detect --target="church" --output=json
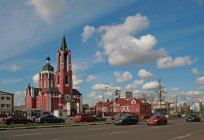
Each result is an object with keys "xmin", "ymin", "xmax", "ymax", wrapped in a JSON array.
[{"xmin": 24, "ymin": 36, "xmax": 82, "ymax": 116}]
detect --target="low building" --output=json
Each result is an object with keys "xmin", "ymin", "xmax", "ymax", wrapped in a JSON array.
[
  {"xmin": 120, "ymin": 91, "xmax": 132, "ymax": 99},
  {"xmin": 0, "ymin": 91, "xmax": 14, "ymax": 117},
  {"xmin": 96, "ymin": 98, "xmax": 151, "ymax": 116}
]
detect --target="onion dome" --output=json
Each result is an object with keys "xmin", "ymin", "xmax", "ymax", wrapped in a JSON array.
[{"xmin": 42, "ymin": 56, "xmax": 54, "ymax": 71}]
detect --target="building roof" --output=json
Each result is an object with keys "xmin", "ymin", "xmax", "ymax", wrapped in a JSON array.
[
  {"xmin": 42, "ymin": 62, "xmax": 54, "ymax": 71},
  {"xmin": 60, "ymin": 36, "xmax": 68, "ymax": 51},
  {"xmin": 44, "ymin": 87, "xmax": 60, "ymax": 93},
  {"xmin": 0, "ymin": 91, "xmax": 14, "ymax": 95},
  {"xmin": 73, "ymin": 89, "xmax": 82, "ymax": 95}
]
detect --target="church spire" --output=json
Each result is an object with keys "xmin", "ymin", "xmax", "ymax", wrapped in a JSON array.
[{"xmin": 60, "ymin": 36, "xmax": 68, "ymax": 51}]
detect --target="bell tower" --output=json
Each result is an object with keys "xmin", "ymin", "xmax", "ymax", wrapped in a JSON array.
[{"xmin": 55, "ymin": 36, "xmax": 73, "ymax": 104}]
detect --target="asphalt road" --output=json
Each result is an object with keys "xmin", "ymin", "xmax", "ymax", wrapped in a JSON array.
[{"xmin": 0, "ymin": 119, "xmax": 204, "ymax": 140}]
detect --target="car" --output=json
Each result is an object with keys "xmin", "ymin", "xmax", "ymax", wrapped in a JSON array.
[
  {"xmin": 35, "ymin": 115, "xmax": 65, "ymax": 123},
  {"xmin": 73, "ymin": 114, "xmax": 96, "ymax": 122},
  {"xmin": 186, "ymin": 114, "xmax": 201, "ymax": 122},
  {"xmin": 146, "ymin": 115, "xmax": 167, "ymax": 125},
  {"xmin": 2, "ymin": 116, "xmax": 32, "ymax": 125},
  {"xmin": 114, "ymin": 114, "xmax": 139, "ymax": 125},
  {"xmin": 139, "ymin": 114, "xmax": 150, "ymax": 120},
  {"xmin": 92, "ymin": 115, "xmax": 106, "ymax": 121},
  {"xmin": 111, "ymin": 114, "xmax": 123, "ymax": 121}
]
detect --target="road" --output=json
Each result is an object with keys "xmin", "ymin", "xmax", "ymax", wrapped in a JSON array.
[{"xmin": 0, "ymin": 119, "xmax": 204, "ymax": 140}]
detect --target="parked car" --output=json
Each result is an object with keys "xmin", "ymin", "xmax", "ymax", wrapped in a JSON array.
[
  {"xmin": 146, "ymin": 115, "xmax": 167, "ymax": 125},
  {"xmin": 111, "ymin": 114, "xmax": 123, "ymax": 121},
  {"xmin": 2, "ymin": 116, "xmax": 32, "ymax": 125},
  {"xmin": 35, "ymin": 115, "xmax": 65, "ymax": 123},
  {"xmin": 114, "ymin": 114, "xmax": 139, "ymax": 125},
  {"xmin": 139, "ymin": 114, "xmax": 150, "ymax": 120},
  {"xmin": 31, "ymin": 115, "xmax": 41, "ymax": 123},
  {"xmin": 73, "ymin": 114, "xmax": 96, "ymax": 122},
  {"xmin": 92, "ymin": 115, "xmax": 106, "ymax": 121},
  {"xmin": 186, "ymin": 114, "xmax": 201, "ymax": 122}
]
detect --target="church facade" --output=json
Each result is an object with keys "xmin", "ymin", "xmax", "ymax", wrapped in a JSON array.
[{"xmin": 25, "ymin": 36, "xmax": 82, "ymax": 116}]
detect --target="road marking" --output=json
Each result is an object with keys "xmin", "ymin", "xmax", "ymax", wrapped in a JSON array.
[
  {"xmin": 15, "ymin": 133, "xmax": 43, "ymax": 137},
  {"xmin": 109, "ymin": 131, "xmax": 126, "ymax": 135},
  {"xmin": 167, "ymin": 133, "xmax": 193, "ymax": 140},
  {"xmin": 88, "ymin": 127, "xmax": 104, "ymax": 131}
]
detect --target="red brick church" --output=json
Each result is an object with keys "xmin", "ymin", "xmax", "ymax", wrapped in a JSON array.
[{"xmin": 25, "ymin": 36, "xmax": 82, "ymax": 116}]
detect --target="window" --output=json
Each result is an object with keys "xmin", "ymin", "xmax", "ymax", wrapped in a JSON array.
[
  {"xmin": 1, "ymin": 97, "xmax": 4, "ymax": 100},
  {"xmin": 1, "ymin": 104, "xmax": 4, "ymax": 108},
  {"xmin": 7, "ymin": 97, "xmax": 10, "ymax": 100},
  {"xmin": 65, "ymin": 75, "xmax": 68, "ymax": 84}
]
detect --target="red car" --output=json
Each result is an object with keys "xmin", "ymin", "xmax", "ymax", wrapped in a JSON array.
[
  {"xmin": 146, "ymin": 115, "xmax": 167, "ymax": 125},
  {"xmin": 139, "ymin": 115, "xmax": 150, "ymax": 120},
  {"xmin": 73, "ymin": 114, "xmax": 96, "ymax": 122}
]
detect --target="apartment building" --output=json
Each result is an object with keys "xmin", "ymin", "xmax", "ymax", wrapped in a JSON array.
[{"xmin": 0, "ymin": 91, "xmax": 14, "ymax": 116}]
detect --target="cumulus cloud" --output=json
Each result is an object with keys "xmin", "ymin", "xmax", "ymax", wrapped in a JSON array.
[
  {"xmin": 142, "ymin": 81, "xmax": 159, "ymax": 90},
  {"xmin": 197, "ymin": 76, "xmax": 204, "ymax": 84},
  {"xmin": 32, "ymin": 73, "xmax": 39, "ymax": 85},
  {"xmin": 186, "ymin": 90, "xmax": 203, "ymax": 96},
  {"xmin": 27, "ymin": 0, "xmax": 68, "ymax": 23},
  {"xmin": 157, "ymin": 56, "xmax": 193, "ymax": 69},
  {"xmin": 192, "ymin": 67, "xmax": 200, "ymax": 75},
  {"xmin": 81, "ymin": 25, "xmax": 96, "ymax": 42},
  {"xmin": 9, "ymin": 64, "xmax": 22, "ymax": 72},
  {"xmin": 113, "ymin": 71, "xmax": 132, "ymax": 83},
  {"xmin": 97, "ymin": 13, "xmax": 168, "ymax": 66},
  {"xmin": 171, "ymin": 88, "xmax": 179, "ymax": 92},
  {"xmin": 15, "ymin": 91, "xmax": 26, "ymax": 96},
  {"xmin": 137, "ymin": 69, "xmax": 153, "ymax": 79},
  {"xmin": 88, "ymin": 92, "xmax": 96, "ymax": 98},
  {"xmin": 86, "ymin": 75, "xmax": 96, "ymax": 82},
  {"xmin": 95, "ymin": 51, "xmax": 105, "ymax": 63},
  {"xmin": 73, "ymin": 75, "xmax": 83, "ymax": 90},
  {"xmin": 125, "ymin": 80, "xmax": 144, "ymax": 90},
  {"xmin": 92, "ymin": 83, "xmax": 109, "ymax": 91}
]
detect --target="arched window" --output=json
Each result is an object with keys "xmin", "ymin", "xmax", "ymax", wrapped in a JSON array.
[{"xmin": 65, "ymin": 75, "xmax": 68, "ymax": 84}]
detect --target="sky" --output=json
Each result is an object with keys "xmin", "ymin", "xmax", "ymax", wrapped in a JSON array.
[{"xmin": 0, "ymin": 0, "xmax": 204, "ymax": 106}]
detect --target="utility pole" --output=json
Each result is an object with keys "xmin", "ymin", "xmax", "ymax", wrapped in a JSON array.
[{"xmin": 157, "ymin": 80, "xmax": 164, "ymax": 115}]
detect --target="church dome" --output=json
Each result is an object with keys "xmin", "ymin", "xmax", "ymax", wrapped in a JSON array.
[{"xmin": 42, "ymin": 56, "xmax": 54, "ymax": 71}]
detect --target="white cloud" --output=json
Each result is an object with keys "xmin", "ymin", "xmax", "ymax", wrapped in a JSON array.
[
  {"xmin": 157, "ymin": 56, "xmax": 193, "ymax": 69},
  {"xmin": 95, "ymin": 51, "xmax": 105, "ymax": 63},
  {"xmin": 125, "ymin": 80, "xmax": 144, "ymax": 90},
  {"xmin": 81, "ymin": 25, "xmax": 96, "ymax": 42},
  {"xmin": 96, "ymin": 13, "xmax": 169, "ymax": 66},
  {"xmin": 171, "ymin": 88, "xmax": 179, "ymax": 92},
  {"xmin": 142, "ymin": 81, "xmax": 159, "ymax": 90},
  {"xmin": 73, "ymin": 75, "xmax": 83, "ymax": 89},
  {"xmin": 88, "ymin": 92, "xmax": 96, "ymax": 98},
  {"xmin": 86, "ymin": 75, "xmax": 96, "ymax": 82},
  {"xmin": 186, "ymin": 90, "xmax": 202, "ymax": 96},
  {"xmin": 192, "ymin": 67, "xmax": 200, "ymax": 75},
  {"xmin": 137, "ymin": 69, "xmax": 153, "ymax": 79},
  {"xmin": 92, "ymin": 83, "xmax": 109, "ymax": 91},
  {"xmin": 27, "ymin": 0, "xmax": 68, "ymax": 23},
  {"xmin": 197, "ymin": 76, "xmax": 204, "ymax": 84},
  {"xmin": 113, "ymin": 71, "xmax": 132, "ymax": 83},
  {"xmin": 32, "ymin": 73, "xmax": 39, "ymax": 85},
  {"xmin": 9, "ymin": 64, "xmax": 22, "ymax": 72},
  {"xmin": 15, "ymin": 91, "xmax": 26, "ymax": 97}
]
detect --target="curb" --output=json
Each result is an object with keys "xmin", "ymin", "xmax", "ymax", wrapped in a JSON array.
[{"xmin": 0, "ymin": 122, "xmax": 114, "ymax": 131}]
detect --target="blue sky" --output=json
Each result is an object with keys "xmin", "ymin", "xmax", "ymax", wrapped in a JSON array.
[{"xmin": 0, "ymin": 0, "xmax": 204, "ymax": 105}]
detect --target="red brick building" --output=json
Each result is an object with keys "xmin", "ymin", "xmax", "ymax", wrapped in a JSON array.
[
  {"xmin": 96, "ymin": 98, "xmax": 151, "ymax": 116},
  {"xmin": 25, "ymin": 36, "xmax": 82, "ymax": 116}
]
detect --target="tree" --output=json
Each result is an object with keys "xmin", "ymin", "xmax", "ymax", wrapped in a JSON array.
[{"xmin": 82, "ymin": 104, "xmax": 89, "ymax": 113}]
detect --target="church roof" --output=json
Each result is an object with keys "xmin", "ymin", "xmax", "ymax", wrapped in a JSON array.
[
  {"xmin": 44, "ymin": 87, "xmax": 60, "ymax": 93},
  {"xmin": 42, "ymin": 56, "xmax": 54, "ymax": 71},
  {"xmin": 73, "ymin": 89, "xmax": 82, "ymax": 95},
  {"xmin": 60, "ymin": 36, "xmax": 68, "ymax": 51},
  {"xmin": 42, "ymin": 63, "xmax": 54, "ymax": 71}
]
